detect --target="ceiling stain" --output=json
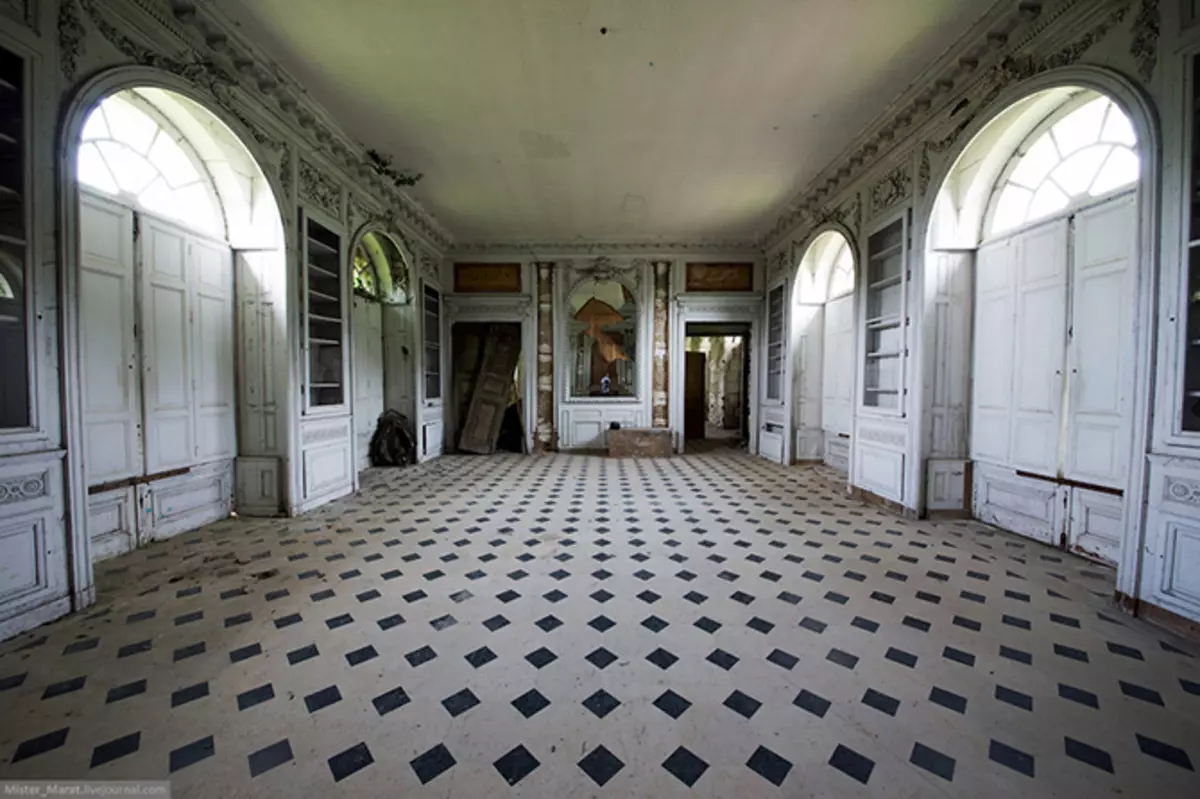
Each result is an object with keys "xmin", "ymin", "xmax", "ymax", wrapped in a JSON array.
[{"xmin": 518, "ymin": 130, "xmax": 571, "ymax": 160}]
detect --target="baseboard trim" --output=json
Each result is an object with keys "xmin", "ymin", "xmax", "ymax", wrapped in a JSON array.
[{"xmin": 1115, "ymin": 591, "xmax": 1200, "ymax": 643}]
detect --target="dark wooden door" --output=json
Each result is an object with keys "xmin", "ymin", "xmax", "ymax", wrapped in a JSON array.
[
  {"xmin": 458, "ymin": 325, "xmax": 521, "ymax": 454},
  {"xmin": 684, "ymin": 351, "xmax": 707, "ymax": 441}
]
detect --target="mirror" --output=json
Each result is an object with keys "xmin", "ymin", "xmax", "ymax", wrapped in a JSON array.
[{"xmin": 568, "ymin": 278, "xmax": 637, "ymax": 398}]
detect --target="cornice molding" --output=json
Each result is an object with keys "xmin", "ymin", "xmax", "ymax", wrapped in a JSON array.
[
  {"xmin": 758, "ymin": 0, "xmax": 1136, "ymax": 248},
  {"xmin": 449, "ymin": 240, "xmax": 761, "ymax": 257}
]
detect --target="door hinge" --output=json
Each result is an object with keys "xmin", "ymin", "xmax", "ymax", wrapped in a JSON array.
[{"xmin": 132, "ymin": 214, "xmax": 140, "ymax": 240}]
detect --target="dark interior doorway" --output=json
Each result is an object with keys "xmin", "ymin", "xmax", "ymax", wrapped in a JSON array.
[
  {"xmin": 451, "ymin": 322, "xmax": 525, "ymax": 454},
  {"xmin": 684, "ymin": 322, "xmax": 751, "ymax": 449}
]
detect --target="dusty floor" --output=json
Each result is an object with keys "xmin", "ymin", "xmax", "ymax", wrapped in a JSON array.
[{"xmin": 0, "ymin": 451, "xmax": 1197, "ymax": 797}]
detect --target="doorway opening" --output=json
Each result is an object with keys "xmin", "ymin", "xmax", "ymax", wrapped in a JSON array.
[
  {"xmin": 74, "ymin": 87, "xmax": 284, "ymax": 560},
  {"xmin": 791, "ymin": 229, "xmax": 857, "ymax": 472},
  {"xmin": 928, "ymin": 86, "xmax": 1143, "ymax": 564},
  {"xmin": 684, "ymin": 323, "xmax": 751, "ymax": 451},
  {"xmin": 450, "ymin": 322, "xmax": 525, "ymax": 454},
  {"xmin": 350, "ymin": 230, "xmax": 414, "ymax": 472}
]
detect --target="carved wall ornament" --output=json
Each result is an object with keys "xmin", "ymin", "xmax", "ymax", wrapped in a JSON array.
[
  {"xmin": 0, "ymin": 0, "xmax": 36, "ymax": 32},
  {"xmin": 762, "ymin": 1, "xmax": 1133, "ymax": 248},
  {"xmin": 448, "ymin": 240, "xmax": 759, "ymax": 255},
  {"xmin": 1130, "ymin": 0, "xmax": 1160, "ymax": 84},
  {"xmin": 1164, "ymin": 476, "xmax": 1200, "ymax": 507},
  {"xmin": 80, "ymin": 0, "xmax": 282, "ymax": 152},
  {"xmin": 858, "ymin": 426, "xmax": 907, "ymax": 448},
  {"xmin": 419, "ymin": 251, "xmax": 439, "ymax": 282},
  {"xmin": 811, "ymin": 194, "xmax": 862, "ymax": 237},
  {"xmin": 302, "ymin": 424, "xmax": 347, "ymax": 446},
  {"xmin": 58, "ymin": 0, "xmax": 86, "ymax": 81},
  {"xmin": 869, "ymin": 164, "xmax": 913, "ymax": 217},
  {"xmin": 277, "ymin": 142, "xmax": 292, "ymax": 200},
  {"xmin": 298, "ymin": 158, "xmax": 342, "ymax": 218},
  {"xmin": 918, "ymin": 148, "xmax": 933, "ymax": 197},
  {"xmin": 0, "ymin": 471, "xmax": 49, "ymax": 505}
]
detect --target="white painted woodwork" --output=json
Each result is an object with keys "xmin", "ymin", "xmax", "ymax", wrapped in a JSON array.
[
  {"xmin": 137, "ymin": 460, "xmax": 233, "ymax": 543},
  {"xmin": 140, "ymin": 218, "xmax": 196, "ymax": 472},
  {"xmin": 190, "ymin": 237, "xmax": 237, "ymax": 463},
  {"xmin": 87, "ymin": 486, "xmax": 137, "ymax": 561},
  {"xmin": 299, "ymin": 416, "xmax": 355, "ymax": 510},
  {"xmin": 969, "ymin": 236, "xmax": 1016, "ymax": 465},
  {"xmin": 79, "ymin": 194, "xmax": 141, "ymax": 485},
  {"xmin": 236, "ymin": 457, "xmax": 282, "ymax": 516},
  {"xmin": 1141, "ymin": 457, "xmax": 1200, "ymax": 622},
  {"xmin": 822, "ymin": 293, "xmax": 855, "ymax": 438},
  {"xmin": 972, "ymin": 462, "xmax": 1065, "ymax": 547},
  {"xmin": 1065, "ymin": 195, "xmax": 1137, "ymax": 489},
  {"xmin": 855, "ymin": 442, "xmax": 905, "ymax": 501},
  {"xmin": 236, "ymin": 250, "xmax": 285, "ymax": 457},
  {"xmin": 824, "ymin": 434, "xmax": 850, "ymax": 473},
  {"xmin": 1009, "ymin": 219, "xmax": 1069, "ymax": 476},
  {"xmin": 353, "ymin": 297, "xmax": 384, "ymax": 471},
  {"xmin": 0, "ymin": 454, "xmax": 69, "ymax": 641},
  {"xmin": 925, "ymin": 458, "xmax": 968, "ymax": 511},
  {"xmin": 1068, "ymin": 487, "xmax": 1123, "ymax": 564}
]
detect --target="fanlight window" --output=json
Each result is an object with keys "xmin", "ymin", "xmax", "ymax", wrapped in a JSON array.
[
  {"xmin": 826, "ymin": 240, "xmax": 855, "ymax": 299},
  {"xmin": 989, "ymin": 96, "xmax": 1138, "ymax": 236},
  {"xmin": 78, "ymin": 94, "xmax": 221, "ymax": 234}
]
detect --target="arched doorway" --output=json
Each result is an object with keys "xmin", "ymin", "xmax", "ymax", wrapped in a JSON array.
[
  {"xmin": 349, "ymin": 229, "xmax": 413, "ymax": 471},
  {"xmin": 73, "ymin": 86, "xmax": 285, "ymax": 560},
  {"xmin": 791, "ymin": 229, "xmax": 857, "ymax": 472},
  {"xmin": 926, "ymin": 85, "xmax": 1143, "ymax": 564}
]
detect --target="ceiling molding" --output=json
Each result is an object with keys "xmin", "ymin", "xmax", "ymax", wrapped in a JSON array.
[
  {"xmin": 449, "ymin": 240, "xmax": 763, "ymax": 258},
  {"xmin": 141, "ymin": 0, "xmax": 454, "ymax": 249},
  {"xmin": 756, "ymin": 0, "xmax": 1136, "ymax": 248}
]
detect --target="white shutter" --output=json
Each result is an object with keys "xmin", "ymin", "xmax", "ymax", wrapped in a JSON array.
[
  {"xmin": 353, "ymin": 298, "xmax": 384, "ymax": 471},
  {"xmin": 970, "ymin": 236, "xmax": 1017, "ymax": 465},
  {"xmin": 822, "ymin": 293, "xmax": 855, "ymax": 436},
  {"xmin": 79, "ymin": 193, "xmax": 141, "ymax": 484},
  {"xmin": 190, "ymin": 235, "xmax": 236, "ymax": 462},
  {"xmin": 140, "ymin": 216, "xmax": 195, "ymax": 473},
  {"xmin": 1064, "ymin": 193, "xmax": 1137, "ymax": 488},
  {"xmin": 1008, "ymin": 219, "xmax": 1069, "ymax": 475}
]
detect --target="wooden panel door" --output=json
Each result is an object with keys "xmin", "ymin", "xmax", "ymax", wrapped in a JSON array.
[
  {"xmin": 1009, "ymin": 219, "xmax": 1069, "ymax": 476},
  {"xmin": 684, "ymin": 351, "xmax": 706, "ymax": 440},
  {"xmin": 79, "ymin": 193, "xmax": 141, "ymax": 485},
  {"xmin": 140, "ymin": 216, "xmax": 195, "ymax": 473},
  {"xmin": 190, "ymin": 235, "xmax": 236, "ymax": 463},
  {"xmin": 970, "ymin": 236, "xmax": 1017, "ymax": 466},
  {"xmin": 821, "ymin": 293, "xmax": 855, "ymax": 436},
  {"xmin": 1065, "ymin": 194, "xmax": 1137, "ymax": 489},
  {"xmin": 353, "ymin": 297, "xmax": 384, "ymax": 470},
  {"xmin": 458, "ymin": 324, "xmax": 520, "ymax": 454}
]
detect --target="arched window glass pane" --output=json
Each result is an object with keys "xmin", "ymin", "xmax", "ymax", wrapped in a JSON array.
[
  {"xmin": 827, "ymin": 242, "xmax": 855, "ymax": 298},
  {"xmin": 0, "ymin": 271, "xmax": 13, "ymax": 299},
  {"xmin": 352, "ymin": 246, "xmax": 377, "ymax": 298},
  {"xmin": 989, "ymin": 96, "xmax": 1137, "ymax": 236},
  {"xmin": 77, "ymin": 95, "xmax": 222, "ymax": 236}
]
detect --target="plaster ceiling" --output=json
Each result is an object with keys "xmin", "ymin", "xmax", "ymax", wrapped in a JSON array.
[{"xmin": 213, "ymin": 0, "xmax": 1001, "ymax": 245}]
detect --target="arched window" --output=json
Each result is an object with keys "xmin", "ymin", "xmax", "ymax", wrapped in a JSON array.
[
  {"xmin": 988, "ymin": 95, "xmax": 1138, "ymax": 236},
  {"xmin": 352, "ymin": 245, "xmax": 378, "ymax": 299},
  {"xmin": 826, "ymin": 240, "xmax": 855, "ymax": 299},
  {"xmin": 78, "ymin": 94, "xmax": 222, "ymax": 235}
]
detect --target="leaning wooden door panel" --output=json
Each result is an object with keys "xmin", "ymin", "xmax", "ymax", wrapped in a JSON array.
[{"xmin": 458, "ymin": 325, "xmax": 521, "ymax": 454}]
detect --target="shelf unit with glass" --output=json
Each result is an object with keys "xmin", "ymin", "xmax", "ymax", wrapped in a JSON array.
[
  {"xmin": 1184, "ymin": 54, "xmax": 1200, "ymax": 433},
  {"xmin": 862, "ymin": 212, "xmax": 909, "ymax": 413},
  {"xmin": 765, "ymin": 283, "xmax": 785, "ymax": 401},
  {"xmin": 422, "ymin": 282, "xmax": 442, "ymax": 402},
  {"xmin": 301, "ymin": 209, "xmax": 347, "ymax": 410},
  {"xmin": 0, "ymin": 42, "xmax": 30, "ymax": 430}
]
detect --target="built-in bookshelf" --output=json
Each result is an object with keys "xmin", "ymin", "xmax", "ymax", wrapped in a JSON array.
[
  {"xmin": 766, "ymin": 284, "xmax": 785, "ymax": 400},
  {"xmin": 0, "ymin": 43, "xmax": 29, "ymax": 429},
  {"xmin": 863, "ymin": 215, "xmax": 907, "ymax": 411},
  {"xmin": 303, "ymin": 214, "xmax": 345, "ymax": 408},
  {"xmin": 423, "ymin": 283, "xmax": 442, "ymax": 400},
  {"xmin": 1185, "ymin": 56, "xmax": 1200, "ymax": 432}
]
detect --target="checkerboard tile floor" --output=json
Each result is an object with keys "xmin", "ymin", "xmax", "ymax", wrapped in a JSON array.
[{"xmin": 1, "ymin": 452, "xmax": 1198, "ymax": 797}]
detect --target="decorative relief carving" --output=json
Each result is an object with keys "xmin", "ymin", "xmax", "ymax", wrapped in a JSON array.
[
  {"xmin": 0, "ymin": 0, "xmax": 36, "ymax": 32},
  {"xmin": 763, "ymin": 1, "xmax": 1133, "ymax": 247},
  {"xmin": 449, "ymin": 240, "xmax": 757, "ymax": 255},
  {"xmin": 302, "ymin": 424, "xmax": 347, "ymax": 446},
  {"xmin": 1164, "ymin": 476, "xmax": 1200, "ymax": 507},
  {"xmin": 918, "ymin": 148, "xmax": 932, "ymax": 197},
  {"xmin": 0, "ymin": 471, "xmax": 49, "ymax": 505},
  {"xmin": 58, "ymin": 0, "xmax": 86, "ymax": 81},
  {"xmin": 869, "ymin": 164, "xmax": 912, "ymax": 217},
  {"xmin": 1130, "ymin": 0, "xmax": 1160, "ymax": 84},
  {"xmin": 811, "ymin": 194, "xmax": 862, "ymax": 237},
  {"xmin": 766, "ymin": 251, "xmax": 789, "ymax": 284},
  {"xmin": 277, "ymin": 142, "xmax": 292, "ymax": 200},
  {"xmin": 571, "ymin": 256, "xmax": 645, "ymax": 291},
  {"xmin": 80, "ymin": 0, "xmax": 282, "ymax": 152},
  {"xmin": 419, "ymin": 251, "xmax": 439, "ymax": 282},
  {"xmin": 298, "ymin": 159, "xmax": 341, "ymax": 218},
  {"xmin": 858, "ymin": 426, "xmax": 906, "ymax": 448}
]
